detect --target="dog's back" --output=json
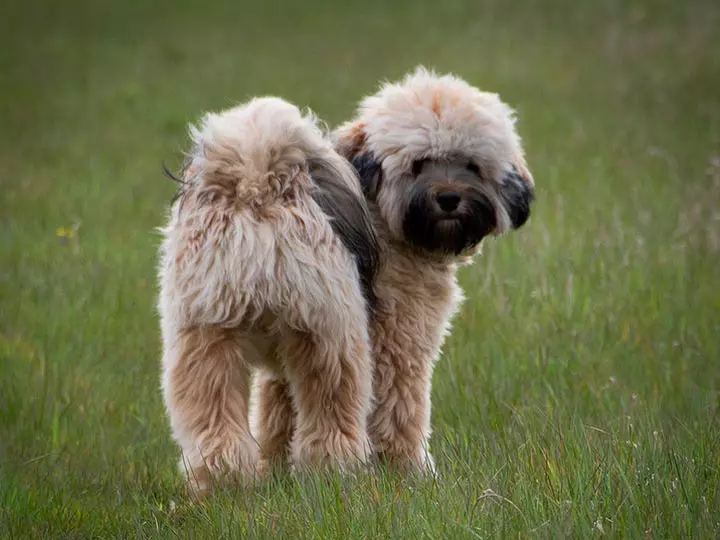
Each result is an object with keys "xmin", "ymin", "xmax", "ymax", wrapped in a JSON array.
[{"xmin": 160, "ymin": 97, "xmax": 378, "ymax": 331}]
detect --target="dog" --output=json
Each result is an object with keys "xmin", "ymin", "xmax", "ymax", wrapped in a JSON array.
[
  {"xmin": 157, "ymin": 97, "xmax": 380, "ymax": 496},
  {"xmin": 252, "ymin": 67, "xmax": 535, "ymax": 473}
]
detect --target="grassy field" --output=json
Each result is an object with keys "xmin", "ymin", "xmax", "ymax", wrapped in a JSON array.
[{"xmin": 2, "ymin": 0, "xmax": 719, "ymax": 537}]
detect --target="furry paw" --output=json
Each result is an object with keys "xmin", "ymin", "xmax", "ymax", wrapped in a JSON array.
[
  {"xmin": 374, "ymin": 448, "xmax": 437, "ymax": 476},
  {"xmin": 180, "ymin": 440, "xmax": 261, "ymax": 497},
  {"xmin": 290, "ymin": 431, "xmax": 371, "ymax": 471}
]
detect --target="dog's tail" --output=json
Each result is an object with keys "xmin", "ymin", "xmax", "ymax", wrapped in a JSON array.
[{"xmin": 172, "ymin": 96, "xmax": 380, "ymax": 309}]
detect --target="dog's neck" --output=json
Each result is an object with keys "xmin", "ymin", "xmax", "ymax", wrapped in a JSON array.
[
  {"xmin": 375, "ymin": 220, "xmax": 460, "ymax": 285},
  {"xmin": 389, "ymin": 238, "xmax": 463, "ymax": 269},
  {"xmin": 370, "ymin": 222, "xmax": 465, "ymax": 346}
]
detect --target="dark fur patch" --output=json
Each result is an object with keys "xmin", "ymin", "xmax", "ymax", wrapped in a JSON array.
[
  {"xmin": 308, "ymin": 159, "xmax": 381, "ymax": 311},
  {"xmin": 402, "ymin": 183, "xmax": 496, "ymax": 255},
  {"xmin": 350, "ymin": 153, "xmax": 383, "ymax": 200},
  {"xmin": 500, "ymin": 167, "xmax": 535, "ymax": 229}
]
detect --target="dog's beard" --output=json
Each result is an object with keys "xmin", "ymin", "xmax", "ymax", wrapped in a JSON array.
[{"xmin": 402, "ymin": 187, "xmax": 496, "ymax": 255}]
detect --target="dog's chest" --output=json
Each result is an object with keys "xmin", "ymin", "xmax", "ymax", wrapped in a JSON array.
[{"xmin": 373, "ymin": 252, "xmax": 463, "ymax": 355}]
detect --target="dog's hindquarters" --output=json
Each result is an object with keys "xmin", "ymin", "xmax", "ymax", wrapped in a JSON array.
[{"xmin": 158, "ymin": 98, "xmax": 374, "ymax": 494}]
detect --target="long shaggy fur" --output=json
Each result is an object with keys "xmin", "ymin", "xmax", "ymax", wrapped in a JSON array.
[
  {"xmin": 157, "ymin": 97, "xmax": 377, "ymax": 495},
  {"xmin": 254, "ymin": 67, "xmax": 535, "ymax": 472}
]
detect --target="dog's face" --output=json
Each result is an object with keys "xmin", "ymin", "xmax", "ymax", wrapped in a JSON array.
[
  {"xmin": 335, "ymin": 67, "xmax": 535, "ymax": 258},
  {"xmin": 402, "ymin": 159, "xmax": 497, "ymax": 255},
  {"xmin": 396, "ymin": 157, "xmax": 533, "ymax": 256}
]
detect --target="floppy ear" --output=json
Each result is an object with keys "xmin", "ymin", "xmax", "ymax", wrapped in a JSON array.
[
  {"xmin": 350, "ymin": 153, "xmax": 383, "ymax": 201},
  {"xmin": 499, "ymin": 162, "xmax": 535, "ymax": 230},
  {"xmin": 513, "ymin": 154, "xmax": 534, "ymax": 187},
  {"xmin": 334, "ymin": 120, "xmax": 383, "ymax": 201}
]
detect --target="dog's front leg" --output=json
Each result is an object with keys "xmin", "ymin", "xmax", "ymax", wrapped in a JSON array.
[{"xmin": 368, "ymin": 331, "xmax": 436, "ymax": 474}]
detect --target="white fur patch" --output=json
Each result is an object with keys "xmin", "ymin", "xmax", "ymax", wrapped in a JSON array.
[{"xmin": 348, "ymin": 66, "xmax": 525, "ymax": 184}]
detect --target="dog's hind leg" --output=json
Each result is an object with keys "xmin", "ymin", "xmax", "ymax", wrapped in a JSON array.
[
  {"xmin": 264, "ymin": 225, "xmax": 374, "ymax": 469},
  {"xmin": 249, "ymin": 233, "xmax": 377, "ymax": 472},
  {"xmin": 163, "ymin": 326, "xmax": 260, "ymax": 497},
  {"xmin": 280, "ymin": 318, "xmax": 372, "ymax": 470},
  {"xmin": 248, "ymin": 239, "xmax": 373, "ymax": 471}
]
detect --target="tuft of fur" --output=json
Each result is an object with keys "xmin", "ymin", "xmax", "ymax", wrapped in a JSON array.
[
  {"xmin": 158, "ymin": 97, "xmax": 376, "ymax": 496},
  {"xmin": 254, "ymin": 67, "xmax": 536, "ymax": 473}
]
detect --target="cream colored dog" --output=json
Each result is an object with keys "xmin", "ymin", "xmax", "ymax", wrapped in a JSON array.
[
  {"xmin": 157, "ymin": 97, "xmax": 379, "ymax": 496},
  {"xmin": 253, "ymin": 67, "xmax": 535, "ymax": 473},
  {"xmin": 159, "ymin": 68, "xmax": 534, "ymax": 495}
]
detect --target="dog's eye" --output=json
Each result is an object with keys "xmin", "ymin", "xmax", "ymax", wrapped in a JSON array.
[
  {"xmin": 411, "ymin": 159, "xmax": 426, "ymax": 176},
  {"xmin": 466, "ymin": 162, "xmax": 481, "ymax": 176}
]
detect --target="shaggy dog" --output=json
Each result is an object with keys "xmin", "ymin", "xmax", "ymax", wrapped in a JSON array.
[
  {"xmin": 252, "ymin": 67, "xmax": 535, "ymax": 473},
  {"xmin": 157, "ymin": 97, "xmax": 380, "ymax": 496}
]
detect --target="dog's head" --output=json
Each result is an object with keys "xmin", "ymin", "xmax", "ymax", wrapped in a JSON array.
[{"xmin": 334, "ymin": 67, "xmax": 535, "ymax": 258}]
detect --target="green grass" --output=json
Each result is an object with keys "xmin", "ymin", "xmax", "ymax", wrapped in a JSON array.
[{"xmin": 2, "ymin": 0, "xmax": 719, "ymax": 537}]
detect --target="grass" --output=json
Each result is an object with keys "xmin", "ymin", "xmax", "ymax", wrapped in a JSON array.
[{"xmin": 1, "ymin": 0, "xmax": 719, "ymax": 537}]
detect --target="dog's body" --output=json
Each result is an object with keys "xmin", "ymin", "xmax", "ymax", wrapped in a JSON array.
[
  {"xmin": 157, "ymin": 97, "xmax": 378, "ymax": 495},
  {"xmin": 253, "ymin": 68, "xmax": 535, "ymax": 472},
  {"xmin": 159, "ymin": 68, "xmax": 534, "ymax": 494}
]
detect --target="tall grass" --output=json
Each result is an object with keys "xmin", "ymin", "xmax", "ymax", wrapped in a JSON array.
[{"xmin": 1, "ymin": 0, "xmax": 718, "ymax": 537}]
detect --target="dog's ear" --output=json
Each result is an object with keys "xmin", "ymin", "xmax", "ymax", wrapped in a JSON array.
[
  {"xmin": 334, "ymin": 120, "xmax": 367, "ymax": 161},
  {"xmin": 500, "ymin": 161, "xmax": 535, "ymax": 230},
  {"xmin": 350, "ymin": 152, "xmax": 383, "ymax": 201},
  {"xmin": 513, "ymin": 155, "xmax": 534, "ymax": 188},
  {"xmin": 334, "ymin": 121, "xmax": 383, "ymax": 201}
]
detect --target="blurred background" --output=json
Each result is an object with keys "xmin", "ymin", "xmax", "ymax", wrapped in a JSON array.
[{"xmin": 1, "ymin": 0, "xmax": 718, "ymax": 536}]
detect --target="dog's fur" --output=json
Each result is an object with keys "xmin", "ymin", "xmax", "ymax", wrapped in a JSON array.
[
  {"xmin": 157, "ymin": 97, "xmax": 379, "ymax": 495},
  {"xmin": 253, "ymin": 67, "xmax": 535, "ymax": 472}
]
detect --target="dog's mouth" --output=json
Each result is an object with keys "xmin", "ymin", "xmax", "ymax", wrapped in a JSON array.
[
  {"xmin": 403, "ymin": 192, "xmax": 497, "ymax": 255},
  {"xmin": 432, "ymin": 218, "xmax": 469, "ymax": 254}
]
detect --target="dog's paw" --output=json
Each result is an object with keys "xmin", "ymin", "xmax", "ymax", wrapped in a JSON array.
[
  {"xmin": 374, "ymin": 448, "xmax": 437, "ymax": 477},
  {"xmin": 180, "ymin": 440, "xmax": 262, "ymax": 498},
  {"xmin": 290, "ymin": 431, "xmax": 372, "ymax": 472},
  {"xmin": 185, "ymin": 462, "xmax": 266, "ymax": 499}
]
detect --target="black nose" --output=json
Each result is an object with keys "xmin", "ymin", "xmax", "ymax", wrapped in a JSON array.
[{"xmin": 436, "ymin": 191, "xmax": 461, "ymax": 212}]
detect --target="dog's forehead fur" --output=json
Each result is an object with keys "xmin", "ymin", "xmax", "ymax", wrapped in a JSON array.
[{"xmin": 343, "ymin": 67, "xmax": 526, "ymax": 183}]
